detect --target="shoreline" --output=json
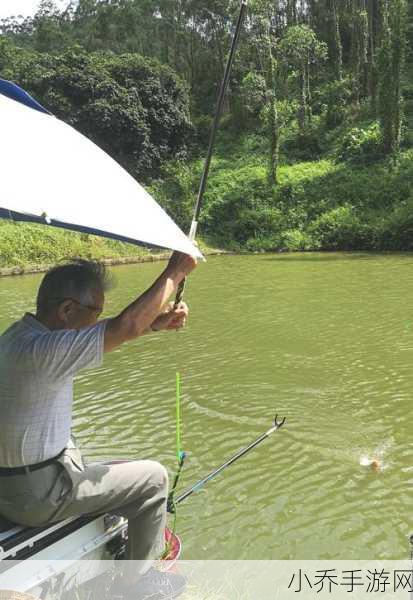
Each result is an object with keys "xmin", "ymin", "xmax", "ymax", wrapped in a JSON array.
[
  {"xmin": 0, "ymin": 249, "xmax": 236, "ymax": 278},
  {"xmin": 1, "ymin": 248, "xmax": 411, "ymax": 278}
]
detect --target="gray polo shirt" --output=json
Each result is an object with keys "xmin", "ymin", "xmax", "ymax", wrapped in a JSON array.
[{"xmin": 0, "ymin": 313, "xmax": 107, "ymax": 467}]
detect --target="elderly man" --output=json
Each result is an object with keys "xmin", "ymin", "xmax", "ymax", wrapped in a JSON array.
[{"xmin": 0, "ymin": 251, "xmax": 197, "ymax": 597}]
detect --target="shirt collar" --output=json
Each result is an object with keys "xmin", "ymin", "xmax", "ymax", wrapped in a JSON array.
[{"xmin": 22, "ymin": 313, "xmax": 50, "ymax": 332}]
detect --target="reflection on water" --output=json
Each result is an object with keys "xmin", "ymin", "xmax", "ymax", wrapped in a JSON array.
[{"xmin": 0, "ymin": 253, "xmax": 411, "ymax": 560}]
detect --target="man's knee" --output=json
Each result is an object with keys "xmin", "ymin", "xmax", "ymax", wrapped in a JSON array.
[{"xmin": 145, "ymin": 460, "xmax": 168, "ymax": 494}]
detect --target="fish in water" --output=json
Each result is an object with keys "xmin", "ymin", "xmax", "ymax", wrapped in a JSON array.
[{"xmin": 360, "ymin": 456, "xmax": 381, "ymax": 471}]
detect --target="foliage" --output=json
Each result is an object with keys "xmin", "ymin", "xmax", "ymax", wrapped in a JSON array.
[
  {"xmin": 147, "ymin": 161, "xmax": 200, "ymax": 231},
  {"xmin": 278, "ymin": 24, "xmax": 328, "ymax": 131},
  {"xmin": 3, "ymin": 48, "xmax": 192, "ymax": 180},
  {"xmin": 307, "ymin": 205, "xmax": 375, "ymax": 250},
  {"xmin": 281, "ymin": 119, "xmax": 326, "ymax": 161},
  {"xmin": 0, "ymin": 0, "xmax": 411, "ymax": 135},
  {"xmin": 201, "ymin": 164, "xmax": 278, "ymax": 244},
  {"xmin": 278, "ymin": 24, "xmax": 328, "ymax": 70},
  {"xmin": 313, "ymin": 77, "xmax": 353, "ymax": 129},
  {"xmin": 377, "ymin": 0, "xmax": 408, "ymax": 154},
  {"xmin": 240, "ymin": 71, "xmax": 266, "ymax": 118},
  {"xmin": 153, "ymin": 143, "xmax": 413, "ymax": 253},
  {"xmin": 336, "ymin": 122, "xmax": 384, "ymax": 165}
]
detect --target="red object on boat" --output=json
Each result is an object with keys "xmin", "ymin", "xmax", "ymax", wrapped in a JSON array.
[{"xmin": 161, "ymin": 528, "xmax": 182, "ymax": 571}]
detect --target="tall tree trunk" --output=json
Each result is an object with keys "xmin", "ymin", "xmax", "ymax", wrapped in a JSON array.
[
  {"xmin": 359, "ymin": 0, "xmax": 369, "ymax": 98},
  {"xmin": 350, "ymin": 0, "xmax": 361, "ymax": 109},
  {"xmin": 308, "ymin": 0, "xmax": 317, "ymax": 27},
  {"xmin": 265, "ymin": 19, "xmax": 279, "ymax": 185},
  {"xmin": 368, "ymin": 0, "xmax": 377, "ymax": 111},
  {"xmin": 379, "ymin": 0, "xmax": 392, "ymax": 153},
  {"xmin": 186, "ymin": 17, "xmax": 195, "ymax": 96},
  {"xmin": 306, "ymin": 56, "xmax": 312, "ymax": 123},
  {"xmin": 378, "ymin": 0, "xmax": 406, "ymax": 154},
  {"xmin": 369, "ymin": 0, "xmax": 385, "ymax": 113},
  {"xmin": 298, "ymin": 68, "xmax": 307, "ymax": 131},
  {"xmin": 287, "ymin": 0, "xmax": 297, "ymax": 26},
  {"xmin": 331, "ymin": 0, "xmax": 343, "ymax": 81},
  {"xmin": 390, "ymin": 0, "xmax": 406, "ymax": 151}
]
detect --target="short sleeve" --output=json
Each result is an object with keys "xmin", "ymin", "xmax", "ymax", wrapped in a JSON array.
[{"xmin": 29, "ymin": 319, "xmax": 108, "ymax": 379}]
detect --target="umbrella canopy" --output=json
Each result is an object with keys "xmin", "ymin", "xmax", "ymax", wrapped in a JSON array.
[{"xmin": 0, "ymin": 80, "xmax": 202, "ymax": 259}]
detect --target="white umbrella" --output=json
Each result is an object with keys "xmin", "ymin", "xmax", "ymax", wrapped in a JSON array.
[{"xmin": 0, "ymin": 82, "xmax": 203, "ymax": 259}]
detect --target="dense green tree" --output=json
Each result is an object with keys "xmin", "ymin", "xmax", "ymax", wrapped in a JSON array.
[
  {"xmin": 5, "ymin": 48, "xmax": 192, "ymax": 179},
  {"xmin": 278, "ymin": 24, "xmax": 327, "ymax": 131}
]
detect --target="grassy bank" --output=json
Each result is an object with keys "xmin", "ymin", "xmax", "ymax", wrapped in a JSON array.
[
  {"xmin": 0, "ymin": 221, "xmax": 223, "ymax": 276},
  {"xmin": 0, "ymin": 221, "xmax": 150, "ymax": 274}
]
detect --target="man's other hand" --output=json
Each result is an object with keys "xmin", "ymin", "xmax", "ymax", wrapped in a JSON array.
[
  {"xmin": 104, "ymin": 253, "xmax": 197, "ymax": 352},
  {"xmin": 151, "ymin": 302, "xmax": 189, "ymax": 332}
]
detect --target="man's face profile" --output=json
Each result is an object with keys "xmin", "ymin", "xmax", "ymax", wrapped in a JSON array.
[{"xmin": 55, "ymin": 289, "xmax": 104, "ymax": 330}]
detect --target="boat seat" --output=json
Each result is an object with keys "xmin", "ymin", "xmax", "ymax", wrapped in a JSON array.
[
  {"xmin": 0, "ymin": 514, "xmax": 120, "ymax": 561},
  {"xmin": 0, "ymin": 516, "xmax": 16, "ymax": 534}
]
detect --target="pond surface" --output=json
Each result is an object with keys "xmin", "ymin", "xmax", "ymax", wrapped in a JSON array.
[{"xmin": 0, "ymin": 253, "xmax": 411, "ymax": 560}]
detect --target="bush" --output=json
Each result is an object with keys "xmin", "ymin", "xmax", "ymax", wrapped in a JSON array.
[
  {"xmin": 336, "ymin": 122, "xmax": 384, "ymax": 165},
  {"xmin": 147, "ymin": 161, "xmax": 199, "ymax": 231},
  {"xmin": 376, "ymin": 195, "xmax": 413, "ymax": 250},
  {"xmin": 240, "ymin": 71, "xmax": 266, "ymax": 117},
  {"xmin": 193, "ymin": 114, "xmax": 214, "ymax": 147},
  {"xmin": 281, "ymin": 121, "xmax": 325, "ymax": 161},
  {"xmin": 313, "ymin": 78, "xmax": 352, "ymax": 129},
  {"xmin": 279, "ymin": 229, "xmax": 314, "ymax": 251},
  {"xmin": 308, "ymin": 205, "xmax": 376, "ymax": 250},
  {"xmin": 202, "ymin": 165, "xmax": 281, "ymax": 244},
  {"xmin": 245, "ymin": 235, "xmax": 279, "ymax": 252},
  {"xmin": 245, "ymin": 229, "xmax": 314, "ymax": 252}
]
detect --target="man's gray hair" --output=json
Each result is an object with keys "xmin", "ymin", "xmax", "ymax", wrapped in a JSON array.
[{"xmin": 36, "ymin": 259, "xmax": 111, "ymax": 314}]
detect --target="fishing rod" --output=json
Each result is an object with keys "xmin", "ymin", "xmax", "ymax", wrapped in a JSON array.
[
  {"xmin": 174, "ymin": 0, "xmax": 248, "ymax": 307},
  {"xmin": 167, "ymin": 415, "xmax": 285, "ymax": 512}
]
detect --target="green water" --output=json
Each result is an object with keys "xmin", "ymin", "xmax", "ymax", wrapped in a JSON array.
[{"xmin": 0, "ymin": 253, "xmax": 411, "ymax": 559}]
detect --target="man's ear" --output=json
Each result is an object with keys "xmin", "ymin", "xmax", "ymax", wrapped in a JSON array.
[{"xmin": 56, "ymin": 299, "xmax": 75, "ymax": 325}]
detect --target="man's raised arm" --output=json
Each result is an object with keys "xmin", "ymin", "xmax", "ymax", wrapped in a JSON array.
[{"xmin": 104, "ymin": 252, "xmax": 197, "ymax": 352}]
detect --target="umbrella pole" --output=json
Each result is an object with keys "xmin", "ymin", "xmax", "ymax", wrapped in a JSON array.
[{"xmin": 174, "ymin": 0, "xmax": 248, "ymax": 307}]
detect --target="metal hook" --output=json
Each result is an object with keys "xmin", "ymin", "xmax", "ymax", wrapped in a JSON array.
[{"xmin": 274, "ymin": 414, "xmax": 286, "ymax": 429}]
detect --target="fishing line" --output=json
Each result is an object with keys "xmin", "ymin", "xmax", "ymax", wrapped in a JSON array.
[
  {"xmin": 164, "ymin": 372, "xmax": 186, "ymax": 556},
  {"xmin": 175, "ymin": 371, "xmax": 182, "ymax": 462}
]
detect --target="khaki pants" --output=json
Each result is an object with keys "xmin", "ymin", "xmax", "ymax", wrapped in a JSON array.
[{"xmin": 0, "ymin": 443, "xmax": 168, "ymax": 565}]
